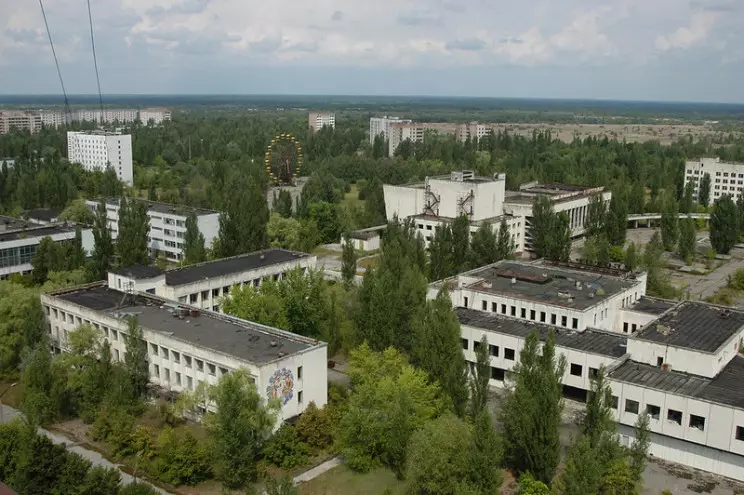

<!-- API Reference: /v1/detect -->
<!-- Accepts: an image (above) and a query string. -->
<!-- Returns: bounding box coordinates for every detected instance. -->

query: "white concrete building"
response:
[388,123,425,156]
[0,111,42,134]
[138,108,171,125]
[42,283,328,422]
[308,112,335,132]
[0,215,94,278]
[67,131,134,185]
[435,259,744,482]
[85,198,220,263]
[107,248,317,312]
[369,116,412,145]
[384,171,610,255]
[685,157,744,203]
[457,122,491,142]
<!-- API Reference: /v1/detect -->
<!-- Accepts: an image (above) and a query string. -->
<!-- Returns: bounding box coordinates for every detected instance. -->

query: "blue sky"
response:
[1,0,743,102]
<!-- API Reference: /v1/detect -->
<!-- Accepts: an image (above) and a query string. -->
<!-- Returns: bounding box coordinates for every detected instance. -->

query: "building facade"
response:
[685,157,744,203]
[435,260,744,482]
[138,108,171,125]
[457,122,491,142]
[384,171,609,255]
[85,198,220,262]
[0,111,42,134]
[369,116,412,145]
[308,112,335,131]
[42,283,328,422]
[0,215,94,278]
[67,131,134,185]
[107,249,317,312]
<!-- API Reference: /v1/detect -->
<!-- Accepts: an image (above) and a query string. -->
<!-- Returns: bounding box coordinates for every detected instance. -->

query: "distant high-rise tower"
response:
[67,131,133,185]
[308,112,335,131]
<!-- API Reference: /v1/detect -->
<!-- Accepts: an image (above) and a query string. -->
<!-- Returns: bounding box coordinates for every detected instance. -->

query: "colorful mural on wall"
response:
[266,368,294,405]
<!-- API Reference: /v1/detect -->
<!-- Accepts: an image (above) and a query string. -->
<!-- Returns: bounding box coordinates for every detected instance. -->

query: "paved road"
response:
[0,404,171,494]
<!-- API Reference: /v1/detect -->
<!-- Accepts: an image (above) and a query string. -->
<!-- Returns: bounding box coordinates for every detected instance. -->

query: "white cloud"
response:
[655,11,718,51]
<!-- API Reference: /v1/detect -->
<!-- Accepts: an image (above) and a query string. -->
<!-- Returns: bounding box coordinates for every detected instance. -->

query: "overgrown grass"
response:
[0,379,24,408]
[298,465,405,495]
[342,184,364,210]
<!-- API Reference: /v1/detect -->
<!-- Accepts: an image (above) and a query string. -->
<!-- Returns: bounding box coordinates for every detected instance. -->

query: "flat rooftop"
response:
[165,249,311,287]
[21,208,62,223]
[610,357,744,409]
[0,224,76,243]
[519,183,596,195]
[463,261,640,311]
[628,297,676,316]
[0,215,31,232]
[633,301,744,353]
[111,264,164,280]
[53,284,318,365]
[457,308,627,358]
[96,198,217,216]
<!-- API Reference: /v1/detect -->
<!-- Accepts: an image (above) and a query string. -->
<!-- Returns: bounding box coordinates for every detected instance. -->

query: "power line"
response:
[86,0,104,126]
[38,0,72,124]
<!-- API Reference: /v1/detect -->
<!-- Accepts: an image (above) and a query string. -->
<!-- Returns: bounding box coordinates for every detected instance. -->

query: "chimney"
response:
[511,277,517,285]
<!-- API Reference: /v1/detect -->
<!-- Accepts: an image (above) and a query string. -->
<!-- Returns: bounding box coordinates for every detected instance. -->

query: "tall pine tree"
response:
[660,193,679,251]
[88,199,114,281]
[183,212,206,264]
[585,194,607,237]
[451,215,470,273]
[218,175,269,257]
[341,234,358,288]
[469,222,497,268]
[710,194,738,254]
[495,218,514,260]
[117,198,149,267]
[699,173,711,208]
[428,224,455,280]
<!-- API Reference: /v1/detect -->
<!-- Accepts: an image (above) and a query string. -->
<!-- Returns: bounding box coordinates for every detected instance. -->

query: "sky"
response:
[1,0,743,102]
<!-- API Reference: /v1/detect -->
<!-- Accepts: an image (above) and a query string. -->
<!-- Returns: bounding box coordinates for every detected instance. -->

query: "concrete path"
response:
[293,457,342,484]
[0,404,171,494]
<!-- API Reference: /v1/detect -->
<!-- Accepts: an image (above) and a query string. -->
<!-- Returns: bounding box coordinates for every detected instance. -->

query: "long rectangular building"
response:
[68,131,134,185]
[86,198,220,263]
[42,283,327,421]
[107,248,317,312]
[436,260,744,482]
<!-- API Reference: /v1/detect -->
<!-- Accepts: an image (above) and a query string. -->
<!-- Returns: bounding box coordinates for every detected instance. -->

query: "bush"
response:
[155,427,213,485]
[119,481,161,495]
[91,407,155,460]
[294,402,333,449]
[729,269,744,291]
[262,424,312,468]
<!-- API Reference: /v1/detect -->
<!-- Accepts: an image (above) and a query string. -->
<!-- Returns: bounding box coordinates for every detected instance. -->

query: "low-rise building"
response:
[107,248,316,312]
[42,283,327,421]
[435,259,744,482]
[0,215,94,278]
[85,198,220,263]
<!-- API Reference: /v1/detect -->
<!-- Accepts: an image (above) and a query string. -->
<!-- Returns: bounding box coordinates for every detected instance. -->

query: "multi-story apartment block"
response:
[85,198,220,262]
[308,112,335,131]
[42,282,328,422]
[369,116,412,145]
[0,215,94,279]
[388,123,425,156]
[107,248,317,313]
[138,108,172,125]
[384,171,610,254]
[435,259,744,482]
[67,131,134,185]
[0,110,42,134]
[685,157,744,202]
[457,122,491,142]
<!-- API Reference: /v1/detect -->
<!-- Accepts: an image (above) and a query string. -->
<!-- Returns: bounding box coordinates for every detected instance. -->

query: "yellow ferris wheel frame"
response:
[264,132,303,185]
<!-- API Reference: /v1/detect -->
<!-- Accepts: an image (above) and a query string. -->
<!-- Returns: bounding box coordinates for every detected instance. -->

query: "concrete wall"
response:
[383,185,426,221]
[107,272,165,293]
[41,293,327,422]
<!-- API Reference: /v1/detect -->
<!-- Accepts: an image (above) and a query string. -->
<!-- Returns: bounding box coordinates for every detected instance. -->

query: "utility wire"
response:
[87,0,104,126]
[38,0,72,123]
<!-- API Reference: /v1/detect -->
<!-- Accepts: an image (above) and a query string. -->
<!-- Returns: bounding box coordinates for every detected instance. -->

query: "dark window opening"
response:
[489,345,499,357]
[482,300,487,311]
[657,357,664,367]
[625,399,639,414]
[540,311,546,322]
[572,318,579,329]
[510,306,516,316]
[530,309,536,320]
[689,414,706,431]
[570,363,583,376]
[611,396,619,409]
[464,297,469,308]
[461,338,469,350]
[736,426,744,441]
[504,348,515,361]
[561,316,568,327]
[667,409,682,425]
[589,367,599,379]
[520,308,526,318]
[491,367,505,381]
[551,314,557,325]
[647,404,661,420]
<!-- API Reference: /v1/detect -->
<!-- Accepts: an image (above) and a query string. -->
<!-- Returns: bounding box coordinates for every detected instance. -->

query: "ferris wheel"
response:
[264,133,303,186]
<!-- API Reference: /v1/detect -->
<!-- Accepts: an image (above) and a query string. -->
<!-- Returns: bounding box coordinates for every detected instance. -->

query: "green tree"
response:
[428,224,455,280]
[221,280,289,330]
[21,343,63,426]
[530,196,554,259]
[123,316,149,400]
[605,186,629,246]
[69,228,86,271]
[699,173,711,207]
[58,198,95,224]
[451,214,470,273]
[89,199,114,281]
[156,427,213,485]
[183,212,206,264]
[264,474,300,495]
[710,194,739,254]
[209,369,279,488]
[0,280,45,375]
[469,334,490,419]
[681,181,695,214]
[119,482,161,495]
[660,194,679,251]
[274,189,294,218]
[629,412,651,485]
[678,216,697,264]
[556,436,604,495]
[405,414,477,494]
[218,176,269,257]
[341,234,358,288]
[267,213,301,250]
[469,222,498,268]
[31,236,55,285]
[412,288,468,417]
[585,194,607,237]
[518,472,551,495]
[495,218,514,261]
[501,331,565,484]
[469,411,504,494]
[339,344,444,477]
[553,211,572,262]
[117,197,150,268]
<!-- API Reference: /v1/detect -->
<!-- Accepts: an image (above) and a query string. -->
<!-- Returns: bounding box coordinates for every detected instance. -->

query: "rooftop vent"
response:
[462,170,474,180]
[270,340,277,347]
[260,253,265,260]
[511,277,517,285]
[483,281,492,289]
[721,309,732,319]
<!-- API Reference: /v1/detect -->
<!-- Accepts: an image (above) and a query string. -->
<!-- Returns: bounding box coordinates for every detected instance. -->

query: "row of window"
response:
[471,297,581,329]
[178,273,288,305]
[620,398,713,433]
[686,170,744,178]
[714,179,744,185]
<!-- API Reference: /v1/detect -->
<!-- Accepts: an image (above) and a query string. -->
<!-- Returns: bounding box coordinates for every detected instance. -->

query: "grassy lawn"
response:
[298,465,405,495]
[357,256,378,270]
[0,379,24,409]
[342,184,364,210]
